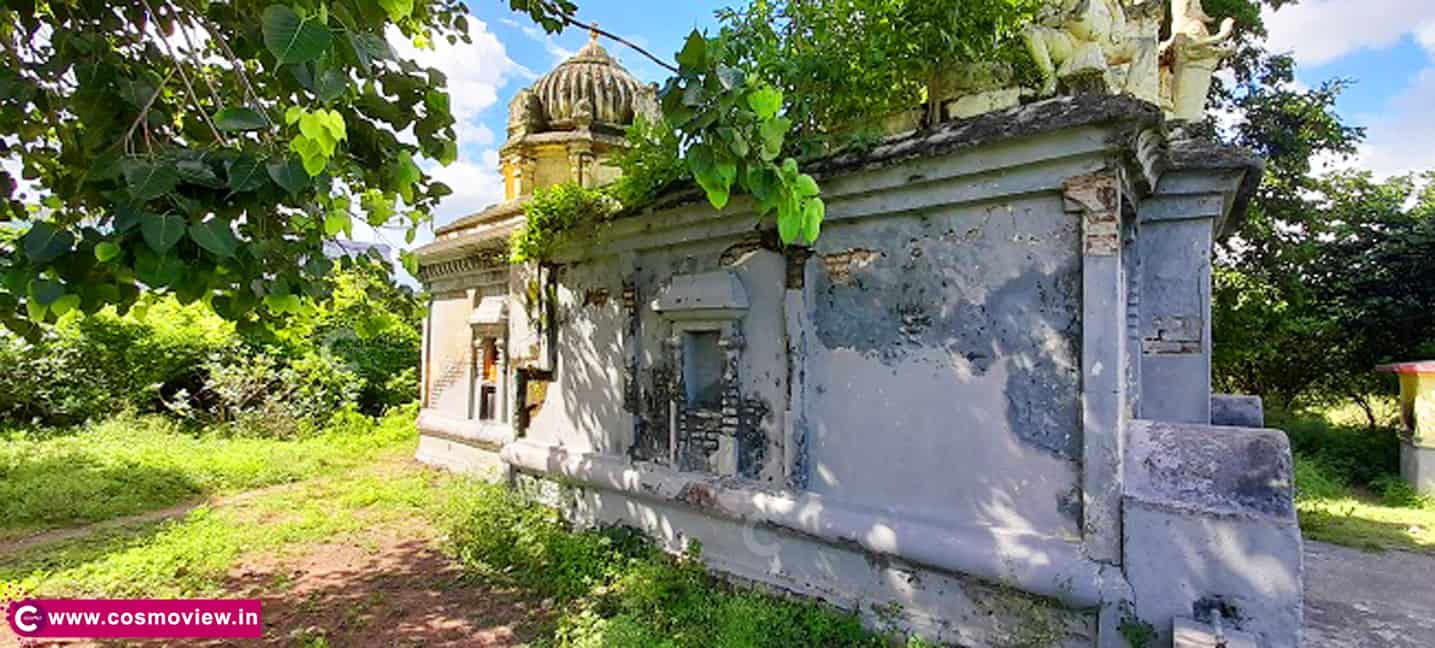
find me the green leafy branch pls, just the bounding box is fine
[0,0,471,337]
[661,30,825,246]
[510,116,685,264]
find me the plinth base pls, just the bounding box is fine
[1400,441,1435,493]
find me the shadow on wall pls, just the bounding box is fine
[545,261,630,455]
[812,206,1083,459]
[802,203,1086,538]
[512,204,1108,642]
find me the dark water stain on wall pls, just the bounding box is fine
[812,215,1082,459]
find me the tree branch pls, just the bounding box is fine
[558,14,679,74]
[184,1,269,126]
[123,68,177,152]
[141,0,227,146]
[172,10,225,109]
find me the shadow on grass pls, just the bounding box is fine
[1300,503,1435,554]
[0,517,176,594]
[0,453,203,541]
[214,536,554,647]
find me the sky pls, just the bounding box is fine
[401,0,1435,243]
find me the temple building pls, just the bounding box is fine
[411,24,1301,648]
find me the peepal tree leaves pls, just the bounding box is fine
[141,213,187,253]
[21,223,74,264]
[226,156,269,193]
[0,0,474,331]
[266,158,310,195]
[123,160,180,201]
[189,219,240,258]
[262,6,333,65]
[213,107,268,131]
[658,35,824,249]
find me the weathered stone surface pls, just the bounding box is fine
[1400,442,1435,494]
[1123,420,1302,648]
[1211,394,1264,428]
[411,92,1291,646]
[414,435,507,479]
[1125,420,1294,518]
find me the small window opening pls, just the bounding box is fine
[682,331,724,409]
[478,338,498,420]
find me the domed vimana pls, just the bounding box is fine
[425,29,657,245]
[527,35,655,131]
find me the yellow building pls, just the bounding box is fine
[427,32,657,250]
[412,33,655,466]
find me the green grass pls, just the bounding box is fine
[0,404,419,540]
[0,463,445,598]
[1280,406,1435,554]
[2,424,908,647]
[442,481,932,648]
[1294,454,1435,553]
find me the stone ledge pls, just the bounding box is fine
[416,409,515,450]
[1211,394,1264,428]
[1124,419,1295,521]
[500,438,1106,608]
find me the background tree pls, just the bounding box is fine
[0,0,471,339]
[1203,1,1435,417]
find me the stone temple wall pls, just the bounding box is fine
[415,95,1300,648]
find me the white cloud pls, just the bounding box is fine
[377,18,517,250]
[1263,1,1435,66]
[1259,2,1435,178]
[389,18,517,153]
[500,18,576,64]
[427,151,505,228]
[1419,22,1435,52]
[1355,67,1435,177]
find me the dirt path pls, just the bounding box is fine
[0,483,301,556]
[217,530,553,646]
[3,458,554,647]
[1305,540,1435,647]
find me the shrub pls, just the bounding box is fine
[1292,456,1349,502]
[1275,411,1400,490]
[1373,475,1431,509]
[443,481,879,647]
[0,300,239,426]
[173,350,364,439]
[0,265,422,428]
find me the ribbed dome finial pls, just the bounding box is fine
[510,31,654,133]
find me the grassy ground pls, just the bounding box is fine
[1279,404,1435,554]
[0,405,418,540]
[1,412,913,647]
[0,456,441,599]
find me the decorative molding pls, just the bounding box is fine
[417,247,509,283]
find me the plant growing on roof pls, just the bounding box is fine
[661,29,825,246]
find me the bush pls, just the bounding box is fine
[1292,456,1349,502]
[1274,411,1400,490]
[0,300,239,426]
[1373,474,1432,509]
[0,266,422,428]
[443,482,879,647]
[170,350,364,439]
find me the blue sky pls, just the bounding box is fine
[414,0,1435,233]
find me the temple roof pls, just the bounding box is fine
[509,33,657,138]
